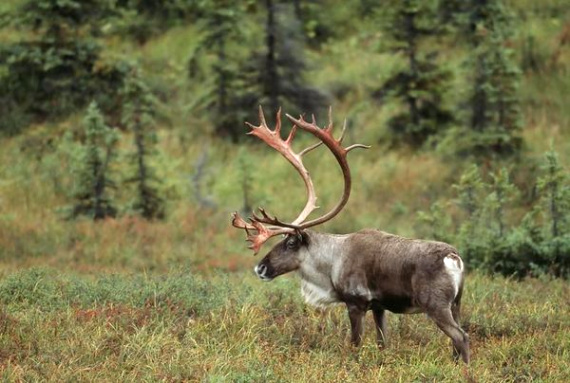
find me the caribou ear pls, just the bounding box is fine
[294,229,309,246]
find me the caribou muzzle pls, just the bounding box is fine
[254,263,274,281]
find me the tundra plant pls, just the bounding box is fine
[67,102,119,220]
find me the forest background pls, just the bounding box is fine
[1,0,569,381]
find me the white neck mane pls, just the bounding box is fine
[298,232,347,307]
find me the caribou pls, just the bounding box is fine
[231,107,470,364]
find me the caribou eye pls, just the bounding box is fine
[285,236,298,249]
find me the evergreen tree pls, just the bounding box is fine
[416,201,453,243]
[69,102,119,220]
[115,0,197,44]
[189,0,327,140]
[0,0,127,134]
[483,167,518,239]
[376,0,454,148]
[260,0,327,114]
[121,69,165,220]
[536,150,570,276]
[188,0,247,141]
[442,0,523,157]
[452,164,486,265]
[416,153,570,278]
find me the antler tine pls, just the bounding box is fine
[285,124,297,145]
[275,107,282,135]
[252,208,303,229]
[257,105,268,129]
[231,211,293,254]
[346,143,371,152]
[326,106,334,133]
[298,140,323,157]
[252,208,279,226]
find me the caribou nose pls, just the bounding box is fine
[255,264,268,278]
[254,265,271,281]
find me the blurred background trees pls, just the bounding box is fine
[375,0,455,149]
[439,0,523,157]
[121,68,166,220]
[0,0,129,134]
[67,102,119,220]
[1,0,570,278]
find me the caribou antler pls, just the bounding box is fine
[285,108,370,228]
[232,106,369,253]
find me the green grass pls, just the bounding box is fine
[1,268,569,381]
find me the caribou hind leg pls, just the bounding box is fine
[429,307,470,364]
[346,304,366,347]
[372,307,387,348]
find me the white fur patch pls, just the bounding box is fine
[301,280,339,307]
[351,285,373,300]
[444,254,463,298]
[297,234,347,307]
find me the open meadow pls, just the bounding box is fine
[1,266,569,381]
[2,0,570,381]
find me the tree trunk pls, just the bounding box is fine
[265,0,280,112]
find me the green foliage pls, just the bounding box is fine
[121,68,165,220]
[114,0,198,43]
[67,102,119,220]
[450,164,487,265]
[376,0,455,148]
[453,164,486,217]
[0,0,128,134]
[188,1,251,141]
[191,150,217,209]
[247,1,328,121]
[441,0,523,157]
[16,0,114,34]
[537,150,570,238]
[264,1,329,113]
[236,147,256,214]
[520,33,549,73]
[415,201,453,243]
[484,167,518,238]
[188,1,328,141]
[417,153,570,278]
[535,150,570,276]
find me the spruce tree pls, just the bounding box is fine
[270,1,328,113]
[483,167,518,239]
[250,0,327,117]
[377,0,454,148]
[121,70,165,220]
[452,164,486,265]
[188,0,247,141]
[114,0,196,44]
[189,1,327,140]
[69,102,119,220]
[536,150,570,276]
[443,0,523,157]
[0,0,124,133]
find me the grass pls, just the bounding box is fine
[1,269,569,381]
